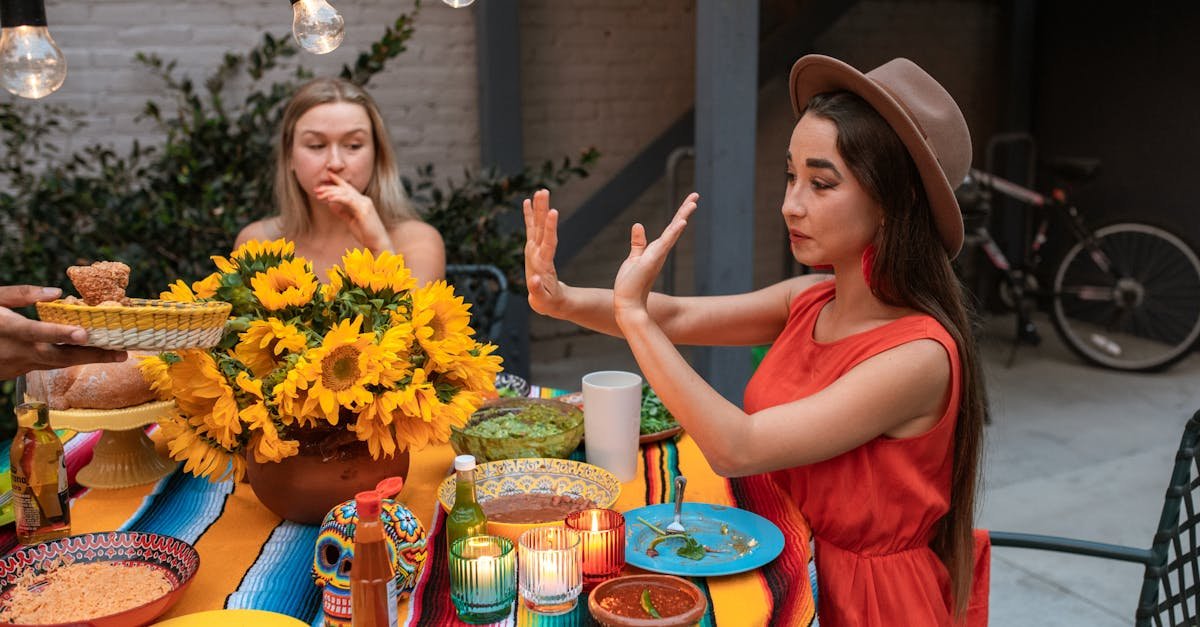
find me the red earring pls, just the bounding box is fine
[861,244,877,287]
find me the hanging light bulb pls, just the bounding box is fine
[0,0,67,99]
[442,0,476,7]
[290,0,344,55]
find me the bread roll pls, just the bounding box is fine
[26,352,155,410]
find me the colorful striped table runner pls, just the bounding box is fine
[2,386,817,625]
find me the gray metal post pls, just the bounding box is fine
[694,0,758,404]
[474,0,530,379]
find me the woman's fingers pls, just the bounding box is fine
[0,285,61,308]
[542,208,559,260]
[655,195,697,250]
[629,223,648,256]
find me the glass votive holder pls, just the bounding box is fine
[518,526,583,615]
[449,535,517,624]
[563,508,626,585]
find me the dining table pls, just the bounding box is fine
[0,385,818,626]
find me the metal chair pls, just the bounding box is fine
[444,263,508,345]
[991,409,1200,626]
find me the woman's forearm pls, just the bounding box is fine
[616,309,749,475]
[556,284,681,338]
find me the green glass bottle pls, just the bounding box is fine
[445,455,487,550]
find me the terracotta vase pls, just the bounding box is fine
[244,426,410,525]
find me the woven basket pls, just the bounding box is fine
[36,298,232,351]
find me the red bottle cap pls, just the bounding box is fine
[374,476,405,498]
[355,491,382,519]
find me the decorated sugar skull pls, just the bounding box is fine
[312,479,427,626]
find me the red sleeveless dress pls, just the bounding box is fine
[743,281,989,626]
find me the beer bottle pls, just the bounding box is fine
[11,402,70,545]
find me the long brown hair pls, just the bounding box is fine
[274,77,417,236]
[802,91,987,617]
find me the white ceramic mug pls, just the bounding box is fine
[581,371,642,482]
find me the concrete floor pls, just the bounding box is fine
[531,311,1200,625]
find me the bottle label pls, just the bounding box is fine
[13,486,41,535]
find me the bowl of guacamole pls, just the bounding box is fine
[451,398,585,463]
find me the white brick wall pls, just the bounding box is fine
[11,0,479,177]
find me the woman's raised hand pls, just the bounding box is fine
[522,189,568,317]
[315,172,391,252]
[614,193,698,319]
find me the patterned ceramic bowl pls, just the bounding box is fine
[0,531,200,627]
[438,458,621,543]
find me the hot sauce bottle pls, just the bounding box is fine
[10,402,70,545]
[445,454,487,550]
[350,490,398,627]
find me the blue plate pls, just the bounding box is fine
[624,502,785,576]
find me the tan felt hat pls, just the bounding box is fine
[790,55,972,257]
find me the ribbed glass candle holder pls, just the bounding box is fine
[563,508,625,585]
[517,526,583,615]
[449,535,517,624]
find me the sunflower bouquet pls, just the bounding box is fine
[139,239,503,482]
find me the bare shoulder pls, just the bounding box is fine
[235,218,280,247]
[388,219,444,246]
[856,337,952,406]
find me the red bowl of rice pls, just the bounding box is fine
[0,531,200,626]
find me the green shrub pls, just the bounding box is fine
[0,6,595,430]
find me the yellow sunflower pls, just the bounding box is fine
[386,368,448,450]
[292,316,385,423]
[338,248,417,294]
[138,353,175,400]
[250,259,319,311]
[410,281,475,369]
[167,350,242,451]
[160,280,196,303]
[352,392,402,458]
[324,267,345,303]
[236,372,299,463]
[375,321,415,386]
[159,415,244,482]
[235,319,309,377]
[210,255,237,274]
[230,238,296,264]
[192,272,221,299]
[272,359,315,427]
[439,343,504,393]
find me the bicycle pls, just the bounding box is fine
[954,156,1200,372]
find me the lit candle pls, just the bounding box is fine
[518,527,582,615]
[564,509,625,585]
[449,535,516,623]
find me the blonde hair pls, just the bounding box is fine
[273,77,417,236]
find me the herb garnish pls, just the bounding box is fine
[638,517,713,561]
[640,384,679,435]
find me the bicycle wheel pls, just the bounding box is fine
[1051,223,1200,371]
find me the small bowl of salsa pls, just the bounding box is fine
[588,574,707,626]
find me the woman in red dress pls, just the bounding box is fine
[523,55,988,625]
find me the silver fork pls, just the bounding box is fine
[666,475,687,532]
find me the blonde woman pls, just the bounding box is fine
[236,77,444,283]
